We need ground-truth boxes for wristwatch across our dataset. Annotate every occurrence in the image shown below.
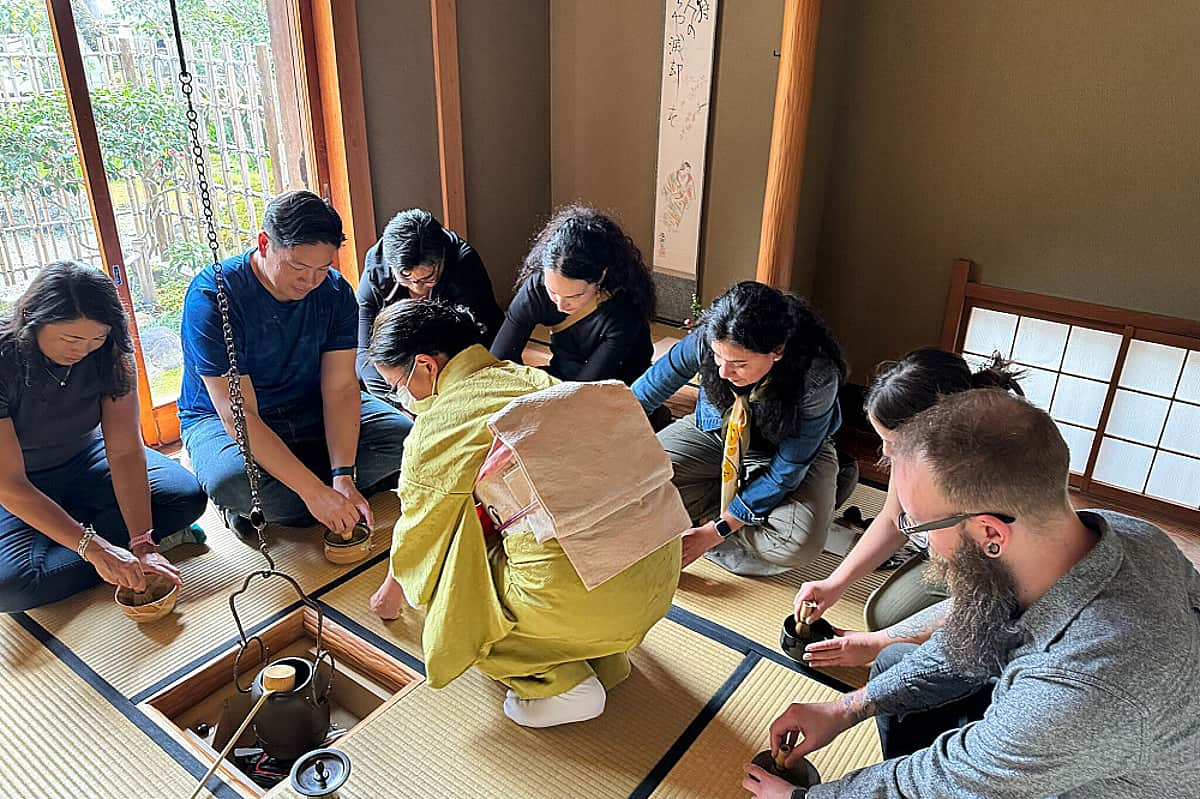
[791,788,808,799]
[331,465,357,482]
[714,518,733,538]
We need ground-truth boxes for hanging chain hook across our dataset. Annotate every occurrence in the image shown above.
[168,0,272,568]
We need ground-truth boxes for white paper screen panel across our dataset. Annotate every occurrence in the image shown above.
[1160,402,1200,458]
[1144,451,1200,508]
[1050,375,1108,429]
[1011,317,1069,369]
[1104,390,1170,446]
[1118,340,1186,397]
[1176,352,1200,403]
[1092,438,1155,493]
[1060,327,1122,381]
[1056,423,1096,475]
[963,309,1018,358]
[1016,366,1058,411]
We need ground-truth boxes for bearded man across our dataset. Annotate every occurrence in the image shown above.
[745,389,1200,799]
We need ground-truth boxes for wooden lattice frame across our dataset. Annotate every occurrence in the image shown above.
[941,258,1200,525]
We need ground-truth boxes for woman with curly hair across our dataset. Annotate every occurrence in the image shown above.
[633,281,848,575]
[0,262,206,611]
[490,206,655,384]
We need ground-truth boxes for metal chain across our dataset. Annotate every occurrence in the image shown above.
[169,2,273,568]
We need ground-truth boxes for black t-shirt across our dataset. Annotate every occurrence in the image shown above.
[489,270,653,385]
[0,347,109,472]
[355,228,504,388]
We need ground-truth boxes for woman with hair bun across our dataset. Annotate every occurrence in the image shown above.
[793,347,1025,668]
[367,298,678,729]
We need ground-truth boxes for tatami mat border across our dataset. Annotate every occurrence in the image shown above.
[666,605,853,694]
[16,573,860,798]
[629,652,761,799]
[10,611,243,799]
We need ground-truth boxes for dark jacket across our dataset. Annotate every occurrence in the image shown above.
[489,270,653,385]
[356,229,503,395]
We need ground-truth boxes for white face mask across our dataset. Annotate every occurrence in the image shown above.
[391,361,436,414]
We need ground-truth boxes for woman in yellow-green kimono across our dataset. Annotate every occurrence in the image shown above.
[366,299,680,728]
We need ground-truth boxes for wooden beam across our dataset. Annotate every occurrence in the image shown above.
[308,0,375,284]
[755,0,821,289]
[940,258,973,350]
[46,0,161,446]
[431,0,468,236]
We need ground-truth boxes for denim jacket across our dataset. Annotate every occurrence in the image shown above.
[632,331,841,525]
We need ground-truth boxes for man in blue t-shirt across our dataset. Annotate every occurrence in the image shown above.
[178,191,410,539]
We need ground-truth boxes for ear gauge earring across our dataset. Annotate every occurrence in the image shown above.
[986,542,1001,557]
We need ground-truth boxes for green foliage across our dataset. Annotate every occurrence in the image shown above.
[111,0,269,46]
[0,93,81,195]
[0,85,187,195]
[0,0,49,38]
[0,0,100,42]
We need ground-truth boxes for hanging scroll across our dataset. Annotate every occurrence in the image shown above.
[652,0,718,278]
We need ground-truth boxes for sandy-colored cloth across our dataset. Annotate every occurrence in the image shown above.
[476,380,690,589]
[388,345,681,699]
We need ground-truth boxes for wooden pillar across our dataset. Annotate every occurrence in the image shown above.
[755,0,821,289]
[431,0,468,237]
[47,0,162,445]
[308,0,375,283]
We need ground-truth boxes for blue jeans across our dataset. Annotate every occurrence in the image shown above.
[0,437,208,612]
[182,393,410,526]
[871,643,993,759]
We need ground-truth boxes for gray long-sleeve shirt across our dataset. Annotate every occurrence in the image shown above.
[810,510,1200,799]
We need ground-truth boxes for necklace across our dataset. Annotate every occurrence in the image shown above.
[44,363,73,387]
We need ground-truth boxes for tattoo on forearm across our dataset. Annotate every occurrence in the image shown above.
[839,688,876,724]
[884,599,951,642]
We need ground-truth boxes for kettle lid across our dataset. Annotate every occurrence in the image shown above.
[289,747,351,796]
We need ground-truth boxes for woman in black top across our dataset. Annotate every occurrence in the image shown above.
[0,262,206,612]
[490,205,655,384]
[356,209,503,400]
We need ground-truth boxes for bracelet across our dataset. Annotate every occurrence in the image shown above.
[128,530,157,552]
[76,525,97,559]
[331,465,357,482]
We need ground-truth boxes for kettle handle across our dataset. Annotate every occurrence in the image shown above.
[229,568,328,693]
[312,648,336,702]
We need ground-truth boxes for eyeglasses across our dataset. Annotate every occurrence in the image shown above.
[385,363,417,405]
[896,511,1016,549]
[396,265,441,287]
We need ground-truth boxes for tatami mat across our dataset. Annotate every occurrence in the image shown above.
[264,618,744,799]
[650,657,882,798]
[674,483,892,687]
[26,492,400,697]
[841,481,888,520]
[318,559,426,662]
[0,614,217,799]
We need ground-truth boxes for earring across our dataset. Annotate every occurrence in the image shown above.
[986,542,1001,557]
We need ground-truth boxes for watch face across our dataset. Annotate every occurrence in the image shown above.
[715,519,732,537]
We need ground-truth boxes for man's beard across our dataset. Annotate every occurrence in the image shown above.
[925,529,1023,676]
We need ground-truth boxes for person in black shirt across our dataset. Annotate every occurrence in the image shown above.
[0,262,206,611]
[356,209,503,401]
[490,205,654,385]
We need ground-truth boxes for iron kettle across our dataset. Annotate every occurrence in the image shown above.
[250,655,332,760]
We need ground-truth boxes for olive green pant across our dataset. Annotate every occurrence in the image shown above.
[658,416,838,577]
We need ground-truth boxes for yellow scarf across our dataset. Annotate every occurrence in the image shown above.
[720,380,770,512]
